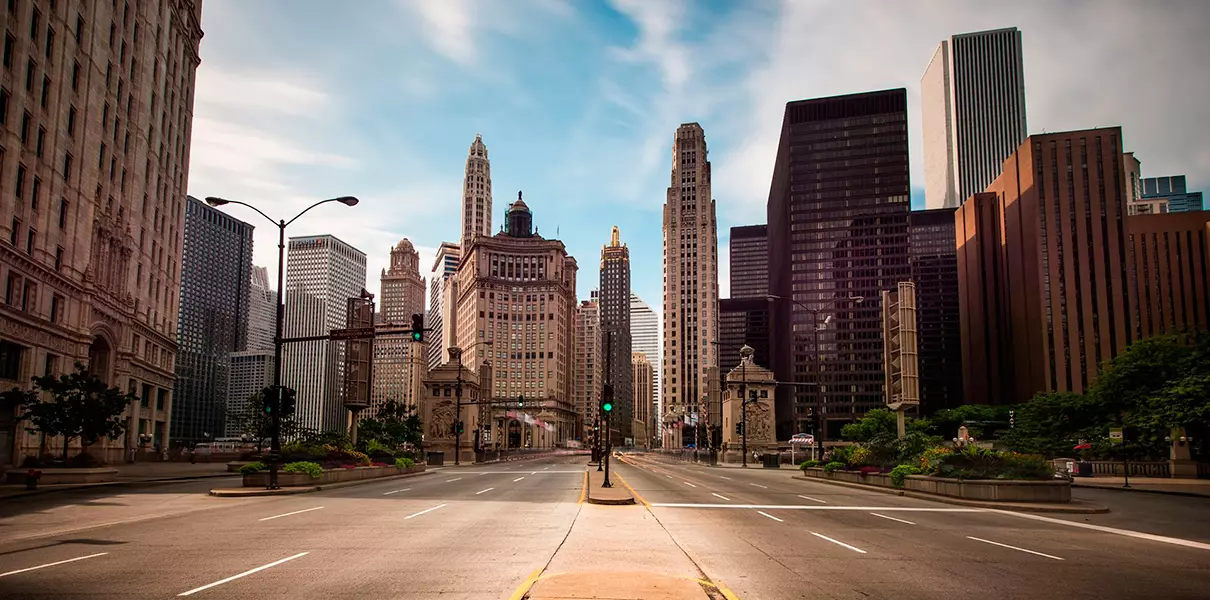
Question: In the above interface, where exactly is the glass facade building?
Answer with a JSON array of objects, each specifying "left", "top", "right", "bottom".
[
  {"left": 908, "top": 208, "right": 963, "bottom": 411},
  {"left": 729, "top": 225, "right": 767, "bottom": 299}
]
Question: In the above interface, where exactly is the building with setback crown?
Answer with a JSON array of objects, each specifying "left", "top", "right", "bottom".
[
  {"left": 246, "top": 266, "right": 275, "bottom": 352},
  {"left": 662, "top": 123, "right": 719, "bottom": 448},
  {"left": 462, "top": 135, "right": 493, "bottom": 249},
  {"left": 0, "top": 0, "right": 204, "bottom": 463},
  {"left": 453, "top": 194, "right": 579, "bottom": 447},
  {"left": 373, "top": 239, "right": 426, "bottom": 414},
  {"left": 599, "top": 226, "right": 633, "bottom": 443},
  {"left": 172, "top": 197, "right": 253, "bottom": 445},
  {"left": 922, "top": 27, "right": 1027, "bottom": 210},
  {"left": 281, "top": 235, "right": 367, "bottom": 432},
  {"left": 573, "top": 298, "right": 601, "bottom": 442}
]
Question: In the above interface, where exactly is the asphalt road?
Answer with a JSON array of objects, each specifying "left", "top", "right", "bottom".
[
  {"left": 612, "top": 454, "right": 1210, "bottom": 600},
  {"left": 2, "top": 453, "right": 1208, "bottom": 599}
]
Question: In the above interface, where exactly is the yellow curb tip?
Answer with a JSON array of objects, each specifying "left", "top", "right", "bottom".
[{"left": 508, "top": 568, "right": 545, "bottom": 600}]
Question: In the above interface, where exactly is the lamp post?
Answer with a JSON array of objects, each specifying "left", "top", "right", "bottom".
[
  {"left": 767, "top": 294, "right": 863, "bottom": 462},
  {"left": 205, "top": 195, "right": 358, "bottom": 489},
  {"left": 739, "top": 344, "right": 753, "bottom": 467},
  {"left": 450, "top": 346, "right": 465, "bottom": 465}
]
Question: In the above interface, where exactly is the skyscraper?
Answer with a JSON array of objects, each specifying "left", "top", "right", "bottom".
[
  {"left": 1125, "top": 212, "right": 1210, "bottom": 338},
  {"left": 662, "top": 123, "right": 719, "bottom": 449},
  {"left": 282, "top": 235, "right": 367, "bottom": 432},
  {"left": 0, "top": 0, "right": 204, "bottom": 463},
  {"left": 461, "top": 135, "right": 493, "bottom": 249},
  {"left": 225, "top": 351, "right": 274, "bottom": 438},
  {"left": 573, "top": 298, "right": 601, "bottom": 441},
  {"left": 246, "top": 266, "right": 276, "bottom": 352},
  {"left": 629, "top": 292, "right": 660, "bottom": 428},
  {"left": 427, "top": 241, "right": 460, "bottom": 370},
  {"left": 374, "top": 239, "right": 426, "bottom": 414},
  {"left": 172, "top": 197, "right": 254, "bottom": 443},
  {"left": 632, "top": 352, "right": 653, "bottom": 449},
  {"left": 599, "top": 227, "right": 633, "bottom": 442},
  {"left": 922, "top": 27, "right": 1027, "bottom": 210},
  {"left": 768, "top": 90, "right": 912, "bottom": 441},
  {"left": 908, "top": 208, "right": 963, "bottom": 411},
  {"left": 729, "top": 225, "right": 768, "bottom": 299},
  {"left": 1142, "top": 175, "right": 1205, "bottom": 213}
]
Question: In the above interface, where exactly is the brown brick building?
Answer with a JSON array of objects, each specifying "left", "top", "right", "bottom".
[
  {"left": 1124, "top": 212, "right": 1210, "bottom": 339},
  {"left": 1, "top": 0, "right": 203, "bottom": 464}
]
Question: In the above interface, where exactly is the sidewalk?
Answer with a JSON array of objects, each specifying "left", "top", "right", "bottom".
[
  {"left": 1072, "top": 476, "right": 1210, "bottom": 498},
  {"left": 0, "top": 461, "right": 234, "bottom": 500}
]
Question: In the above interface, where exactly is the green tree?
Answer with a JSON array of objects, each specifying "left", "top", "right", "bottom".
[
  {"left": 226, "top": 391, "right": 310, "bottom": 450},
  {"left": 4, "top": 363, "right": 137, "bottom": 460},
  {"left": 1000, "top": 391, "right": 1107, "bottom": 457},
  {"left": 357, "top": 400, "right": 422, "bottom": 450},
  {"left": 1091, "top": 333, "right": 1201, "bottom": 423},
  {"left": 840, "top": 408, "right": 930, "bottom": 443},
  {"left": 928, "top": 405, "right": 1011, "bottom": 439}
]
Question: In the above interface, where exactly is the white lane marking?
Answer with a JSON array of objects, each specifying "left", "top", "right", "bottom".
[
  {"left": 684, "top": 481, "right": 697, "bottom": 488},
  {"left": 543, "top": 466, "right": 550, "bottom": 470},
  {"left": 0, "top": 553, "right": 109, "bottom": 578},
  {"left": 798, "top": 495, "right": 827, "bottom": 503},
  {"left": 966, "top": 536, "right": 1064, "bottom": 561},
  {"left": 531, "top": 471, "right": 538, "bottom": 475},
  {"left": 757, "top": 511, "right": 784, "bottom": 522},
  {"left": 749, "top": 483, "right": 769, "bottom": 489},
  {"left": 994, "top": 509, "right": 1210, "bottom": 552},
  {"left": 513, "top": 476, "right": 525, "bottom": 482},
  {"left": 712, "top": 493, "right": 731, "bottom": 501},
  {"left": 383, "top": 488, "right": 411, "bottom": 496},
  {"left": 870, "top": 512, "right": 915, "bottom": 525},
  {"left": 476, "top": 487, "right": 495, "bottom": 495},
  {"left": 404, "top": 504, "right": 448, "bottom": 520},
  {"left": 446, "top": 478, "right": 463, "bottom": 482},
  {"left": 719, "top": 476, "right": 732, "bottom": 480},
  {"left": 811, "top": 532, "right": 867, "bottom": 554},
  {"left": 665, "top": 475, "right": 674, "bottom": 479},
  {"left": 258, "top": 506, "right": 324, "bottom": 521},
  {"left": 177, "top": 552, "right": 309, "bottom": 596},
  {"left": 649, "top": 503, "right": 985, "bottom": 511}
]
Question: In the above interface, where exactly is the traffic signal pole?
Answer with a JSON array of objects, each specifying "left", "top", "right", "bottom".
[{"left": 602, "top": 332, "right": 613, "bottom": 488}]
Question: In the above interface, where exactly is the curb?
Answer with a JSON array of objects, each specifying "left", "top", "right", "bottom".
[
  {"left": 585, "top": 495, "right": 635, "bottom": 505},
  {"left": 1071, "top": 482, "right": 1210, "bottom": 499},
  {"left": 1, "top": 472, "right": 238, "bottom": 501},
  {"left": 791, "top": 475, "right": 1110, "bottom": 514},
  {"left": 209, "top": 469, "right": 435, "bottom": 497}
]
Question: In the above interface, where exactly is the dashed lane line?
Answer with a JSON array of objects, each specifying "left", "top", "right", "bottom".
[
  {"left": 0, "top": 553, "right": 109, "bottom": 578},
  {"left": 382, "top": 488, "right": 411, "bottom": 496},
  {"left": 684, "top": 482, "right": 697, "bottom": 488},
  {"left": 711, "top": 493, "right": 731, "bottom": 501},
  {"left": 757, "top": 511, "right": 784, "bottom": 523},
  {"left": 966, "top": 536, "right": 1064, "bottom": 561},
  {"left": 404, "top": 504, "right": 448, "bottom": 520},
  {"left": 476, "top": 487, "right": 495, "bottom": 495},
  {"left": 177, "top": 553, "right": 309, "bottom": 596},
  {"left": 870, "top": 512, "right": 915, "bottom": 525},
  {"left": 811, "top": 532, "right": 866, "bottom": 554},
  {"left": 258, "top": 507, "right": 324, "bottom": 521},
  {"left": 798, "top": 495, "right": 826, "bottom": 503},
  {"left": 513, "top": 476, "right": 526, "bottom": 482}
]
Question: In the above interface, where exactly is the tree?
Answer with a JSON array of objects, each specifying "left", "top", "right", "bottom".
[
  {"left": 6, "top": 363, "right": 137, "bottom": 460},
  {"left": 928, "top": 405, "right": 1011, "bottom": 439},
  {"left": 840, "top": 408, "right": 930, "bottom": 443},
  {"left": 1000, "top": 391, "right": 1108, "bottom": 457},
  {"left": 357, "top": 400, "right": 422, "bottom": 450},
  {"left": 226, "top": 391, "right": 310, "bottom": 450}
]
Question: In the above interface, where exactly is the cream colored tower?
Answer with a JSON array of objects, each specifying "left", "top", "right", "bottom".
[
  {"left": 461, "top": 135, "right": 493, "bottom": 249},
  {"left": 373, "top": 239, "right": 426, "bottom": 414}
]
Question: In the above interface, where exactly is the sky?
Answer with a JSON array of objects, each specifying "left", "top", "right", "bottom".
[{"left": 186, "top": 0, "right": 1210, "bottom": 316}]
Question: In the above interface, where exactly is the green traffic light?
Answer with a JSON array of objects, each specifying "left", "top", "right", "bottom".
[
  {"left": 412, "top": 332, "right": 421, "bottom": 341},
  {"left": 603, "top": 402, "right": 613, "bottom": 412}
]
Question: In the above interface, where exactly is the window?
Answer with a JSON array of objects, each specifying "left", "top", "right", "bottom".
[
  {"left": 2, "top": 32, "right": 13, "bottom": 69},
  {"left": 44, "top": 28, "right": 53, "bottom": 60},
  {"left": 67, "top": 105, "right": 75, "bottom": 135},
  {"left": 40, "top": 75, "right": 48, "bottom": 107},
  {"left": 59, "top": 198, "right": 67, "bottom": 227},
  {"left": 25, "top": 59, "right": 35, "bottom": 91},
  {"left": 15, "top": 164, "right": 25, "bottom": 199},
  {"left": 54, "top": 246, "right": 62, "bottom": 270},
  {"left": 35, "top": 127, "right": 44, "bottom": 157},
  {"left": 21, "top": 279, "right": 34, "bottom": 311},
  {"left": 75, "top": 16, "right": 83, "bottom": 44},
  {"left": 19, "top": 111, "right": 30, "bottom": 144},
  {"left": 30, "top": 177, "right": 39, "bottom": 209},
  {"left": 0, "top": 340, "right": 22, "bottom": 380},
  {"left": 63, "top": 152, "right": 72, "bottom": 179},
  {"left": 50, "top": 294, "right": 62, "bottom": 322},
  {"left": 30, "top": 9, "right": 39, "bottom": 43},
  {"left": 9, "top": 218, "right": 18, "bottom": 245},
  {"left": 44, "top": 353, "right": 58, "bottom": 377},
  {"left": 71, "top": 60, "right": 79, "bottom": 90},
  {"left": 25, "top": 228, "right": 34, "bottom": 254},
  {"left": 98, "top": 143, "right": 106, "bottom": 168}
]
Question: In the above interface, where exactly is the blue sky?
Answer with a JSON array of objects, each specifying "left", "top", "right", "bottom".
[{"left": 188, "top": 0, "right": 1210, "bottom": 314}]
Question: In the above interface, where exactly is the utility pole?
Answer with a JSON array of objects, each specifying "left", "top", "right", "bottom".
[
  {"left": 602, "top": 332, "right": 614, "bottom": 488},
  {"left": 740, "top": 344, "right": 752, "bottom": 468}
]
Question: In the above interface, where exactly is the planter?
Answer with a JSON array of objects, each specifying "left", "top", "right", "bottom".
[
  {"left": 4, "top": 467, "right": 120, "bottom": 485},
  {"left": 241, "top": 464, "right": 426, "bottom": 487},
  {"left": 801, "top": 467, "right": 1070, "bottom": 503}
]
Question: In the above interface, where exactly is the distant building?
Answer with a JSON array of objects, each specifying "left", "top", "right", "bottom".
[
  {"left": 600, "top": 227, "right": 633, "bottom": 442},
  {"left": 629, "top": 293, "right": 660, "bottom": 426},
  {"left": 573, "top": 298, "right": 602, "bottom": 441},
  {"left": 427, "top": 242, "right": 461, "bottom": 370},
  {"left": 1125, "top": 212, "right": 1210, "bottom": 338},
  {"left": 373, "top": 239, "right": 427, "bottom": 414},
  {"left": 922, "top": 27, "right": 1027, "bottom": 210},
  {"left": 717, "top": 298, "right": 771, "bottom": 385},
  {"left": 632, "top": 352, "right": 653, "bottom": 449},
  {"left": 1142, "top": 175, "right": 1205, "bottom": 213},
  {"left": 462, "top": 135, "right": 494, "bottom": 250},
  {"left": 246, "top": 267, "right": 276, "bottom": 352},
  {"left": 729, "top": 225, "right": 768, "bottom": 299},
  {"left": 173, "top": 197, "right": 254, "bottom": 444},
  {"left": 282, "top": 235, "right": 367, "bottom": 432},
  {"left": 226, "top": 351, "right": 275, "bottom": 438},
  {"left": 909, "top": 208, "right": 963, "bottom": 411}
]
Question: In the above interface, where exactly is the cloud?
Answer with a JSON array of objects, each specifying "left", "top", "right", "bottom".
[
  {"left": 397, "top": 0, "right": 576, "bottom": 68},
  {"left": 194, "top": 68, "right": 331, "bottom": 116},
  {"left": 400, "top": 0, "right": 476, "bottom": 66}
]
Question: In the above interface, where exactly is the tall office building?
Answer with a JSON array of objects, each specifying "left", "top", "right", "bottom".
[
  {"left": 717, "top": 298, "right": 770, "bottom": 380},
  {"left": 629, "top": 292, "right": 659, "bottom": 426},
  {"left": 922, "top": 27, "right": 1027, "bottom": 210},
  {"left": 453, "top": 195, "right": 580, "bottom": 445},
  {"left": 632, "top": 352, "right": 653, "bottom": 448},
  {"left": 768, "top": 90, "right": 912, "bottom": 441},
  {"left": 172, "top": 197, "right": 253, "bottom": 443},
  {"left": 662, "top": 123, "right": 719, "bottom": 448},
  {"left": 461, "top": 134, "right": 492, "bottom": 249},
  {"left": 599, "top": 226, "right": 632, "bottom": 441},
  {"left": 908, "top": 208, "right": 963, "bottom": 411},
  {"left": 373, "top": 239, "right": 426, "bottom": 413},
  {"left": 957, "top": 128, "right": 1134, "bottom": 406},
  {"left": 426, "top": 241, "right": 460, "bottom": 370},
  {"left": 729, "top": 225, "right": 767, "bottom": 298},
  {"left": 281, "top": 235, "right": 366, "bottom": 432},
  {"left": 225, "top": 351, "right": 274, "bottom": 438},
  {"left": 572, "top": 298, "right": 601, "bottom": 441},
  {"left": 1124, "top": 212, "right": 1210, "bottom": 340},
  {"left": 1142, "top": 175, "right": 1204, "bottom": 213},
  {"left": 246, "top": 266, "right": 275, "bottom": 352},
  {"left": 0, "top": 0, "right": 204, "bottom": 464}
]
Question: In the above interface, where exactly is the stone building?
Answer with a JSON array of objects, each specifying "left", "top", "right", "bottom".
[
  {"left": 372, "top": 238, "right": 425, "bottom": 415},
  {"left": 599, "top": 226, "right": 631, "bottom": 442},
  {"left": 572, "top": 297, "right": 601, "bottom": 442},
  {"left": 632, "top": 351, "right": 652, "bottom": 449}
]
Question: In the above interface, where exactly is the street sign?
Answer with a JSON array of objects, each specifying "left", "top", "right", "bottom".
[
  {"left": 331, "top": 327, "right": 376, "bottom": 341},
  {"left": 1109, "top": 427, "right": 1124, "bottom": 444},
  {"left": 790, "top": 434, "right": 814, "bottom": 445}
]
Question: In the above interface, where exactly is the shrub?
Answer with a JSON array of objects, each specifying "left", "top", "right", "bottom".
[
  {"left": 798, "top": 460, "right": 820, "bottom": 470},
  {"left": 858, "top": 466, "right": 882, "bottom": 475},
  {"left": 847, "top": 446, "right": 874, "bottom": 468},
  {"left": 822, "top": 461, "right": 845, "bottom": 474},
  {"left": 395, "top": 457, "right": 415, "bottom": 469},
  {"left": 371, "top": 461, "right": 390, "bottom": 467},
  {"left": 826, "top": 445, "right": 855, "bottom": 465},
  {"left": 890, "top": 464, "right": 921, "bottom": 487},
  {"left": 238, "top": 461, "right": 266, "bottom": 475},
  {"left": 281, "top": 461, "right": 323, "bottom": 478},
  {"left": 917, "top": 446, "right": 953, "bottom": 473},
  {"left": 999, "top": 452, "right": 1054, "bottom": 480}
]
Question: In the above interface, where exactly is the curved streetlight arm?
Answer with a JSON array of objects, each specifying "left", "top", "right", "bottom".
[
  {"left": 205, "top": 197, "right": 278, "bottom": 227},
  {"left": 284, "top": 197, "right": 356, "bottom": 228}
]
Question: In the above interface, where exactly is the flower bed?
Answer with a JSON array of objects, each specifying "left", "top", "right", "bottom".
[
  {"left": 800, "top": 467, "right": 1071, "bottom": 503},
  {"left": 240, "top": 463, "right": 425, "bottom": 488}
]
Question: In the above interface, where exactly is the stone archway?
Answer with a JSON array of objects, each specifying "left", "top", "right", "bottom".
[{"left": 88, "top": 334, "right": 113, "bottom": 384}]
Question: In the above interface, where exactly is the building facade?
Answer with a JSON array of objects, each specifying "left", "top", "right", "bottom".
[
  {"left": 453, "top": 195, "right": 579, "bottom": 446},
  {"left": 661, "top": 123, "right": 719, "bottom": 448},
  {"left": 729, "top": 224, "right": 767, "bottom": 299},
  {"left": 426, "top": 241, "right": 459, "bottom": 370},
  {"left": 767, "top": 90, "right": 912, "bottom": 441},
  {"left": 957, "top": 128, "right": 1135, "bottom": 406},
  {"left": 718, "top": 297, "right": 771, "bottom": 380},
  {"left": 373, "top": 238, "right": 426, "bottom": 414},
  {"left": 629, "top": 292, "right": 659, "bottom": 431},
  {"left": 1125, "top": 212, "right": 1210, "bottom": 339},
  {"left": 908, "top": 208, "right": 963, "bottom": 411},
  {"left": 246, "top": 266, "right": 274, "bottom": 352},
  {"left": 281, "top": 235, "right": 366, "bottom": 432},
  {"left": 599, "top": 226, "right": 632, "bottom": 442},
  {"left": 0, "top": 0, "right": 204, "bottom": 464},
  {"left": 922, "top": 27, "right": 1027, "bottom": 210},
  {"left": 1142, "top": 175, "right": 1204, "bottom": 213},
  {"left": 632, "top": 351, "right": 652, "bottom": 449},
  {"left": 572, "top": 298, "right": 601, "bottom": 441},
  {"left": 461, "top": 134, "right": 492, "bottom": 249},
  {"left": 225, "top": 350, "right": 274, "bottom": 438},
  {"left": 172, "top": 196, "right": 252, "bottom": 444}
]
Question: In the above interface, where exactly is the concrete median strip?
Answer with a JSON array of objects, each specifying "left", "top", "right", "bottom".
[
  {"left": 0, "top": 552, "right": 109, "bottom": 578},
  {"left": 586, "top": 467, "right": 637, "bottom": 505}
]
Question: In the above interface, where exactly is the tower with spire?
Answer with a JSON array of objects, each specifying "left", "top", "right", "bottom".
[{"left": 461, "top": 134, "right": 493, "bottom": 250}]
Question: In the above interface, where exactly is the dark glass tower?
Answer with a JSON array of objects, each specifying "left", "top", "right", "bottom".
[
  {"left": 909, "top": 208, "right": 963, "bottom": 411},
  {"left": 600, "top": 227, "right": 633, "bottom": 442}
]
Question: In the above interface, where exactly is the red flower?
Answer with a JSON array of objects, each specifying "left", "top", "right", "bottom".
[{"left": 1073, "top": 443, "right": 1092, "bottom": 450}]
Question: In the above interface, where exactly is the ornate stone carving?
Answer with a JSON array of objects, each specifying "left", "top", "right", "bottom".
[{"left": 428, "top": 400, "right": 456, "bottom": 439}]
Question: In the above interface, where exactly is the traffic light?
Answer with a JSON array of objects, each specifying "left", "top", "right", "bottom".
[
  {"left": 261, "top": 386, "right": 280, "bottom": 416},
  {"left": 601, "top": 385, "right": 614, "bottom": 414},
  {"left": 736, "top": 422, "right": 745, "bottom": 436},
  {"left": 410, "top": 313, "right": 424, "bottom": 342},
  {"left": 457, "top": 420, "right": 465, "bottom": 434},
  {"left": 517, "top": 395, "right": 524, "bottom": 408},
  {"left": 280, "top": 387, "right": 297, "bottom": 415}
]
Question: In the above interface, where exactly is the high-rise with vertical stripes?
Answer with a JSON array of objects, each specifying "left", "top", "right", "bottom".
[
  {"left": 461, "top": 135, "right": 492, "bottom": 249},
  {"left": 922, "top": 27, "right": 1027, "bottom": 210}
]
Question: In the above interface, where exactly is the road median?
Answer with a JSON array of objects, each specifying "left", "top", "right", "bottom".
[
  {"left": 791, "top": 474, "right": 1109, "bottom": 514},
  {"left": 585, "top": 464, "right": 635, "bottom": 505},
  {"left": 210, "top": 469, "right": 434, "bottom": 497}
]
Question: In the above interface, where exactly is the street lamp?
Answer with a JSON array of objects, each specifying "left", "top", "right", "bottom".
[
  {"left": 739, "top": 344, "right": 754, "bottom": 468},
  {"left": 450, "top": 346, "right": 465, "bottom": 466},
  {"left": 205, "top": 195, "right": 358, "bottom": 489},
  {"left": 767, "top": 294, "right": 863, "bottom": 461}
]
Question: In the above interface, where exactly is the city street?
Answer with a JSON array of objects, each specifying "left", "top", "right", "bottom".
[{"left": 1, "top": 453, "right": 1208, "bottom": 599}]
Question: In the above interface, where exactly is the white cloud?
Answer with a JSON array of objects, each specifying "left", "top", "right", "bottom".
[
  {"left": 400, "top": 0, "right": 476, "bottom": 66},
  {"left": 194, "top": 68, "right": 331, "bottom": 116}
]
